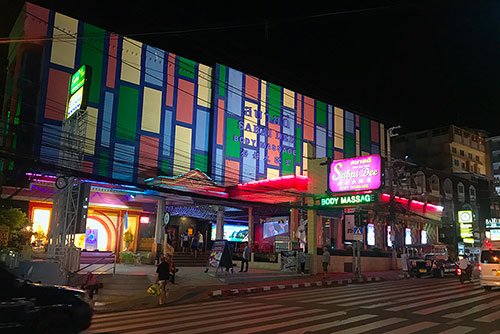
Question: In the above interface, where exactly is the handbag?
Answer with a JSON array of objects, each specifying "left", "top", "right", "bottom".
[{"left": 147, "top": 283, "right": 160, "bottom": 296}]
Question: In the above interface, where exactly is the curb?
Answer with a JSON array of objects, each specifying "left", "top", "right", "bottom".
[{"left": 208, "top": 278, "right": 354, "bottom": 297}]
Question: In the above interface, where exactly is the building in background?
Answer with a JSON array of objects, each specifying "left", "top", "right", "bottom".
[
  {"left": 392, "top": 125, "right": 491, "bottom": 178},
  {"left": 487, "top": 135, "right": 500, "bottom": 195}
]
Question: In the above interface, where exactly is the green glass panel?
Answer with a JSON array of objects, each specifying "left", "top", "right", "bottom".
[
  {"left": 268, "top": 83, "right": 282, "bottom": 119},
  {"left": 225, "top": 117, "right": 240, "bottom": 158},
  {"left": 295, "top": 126, "right": 302, "bottom": 165},
  {"left": 281, "top": 151, "right": 294, "bottom": 175},
  {"left": 344, "top": 133, "right": 356, "bottom": 158},
  {"left": 80, "top": 23, "right": 104, "bottom": 104},
  {"left": 8, "top": 161, "right": 14, "bottom": 171},
  {"left": 160, "top": 159, "right": 171, "bottom": 175},
  {"left": 316, "top": 100, "right": 327, "bottom": 127},
  {"left": 194, "top": 153, "right": 208, "bottom": 173},
  {"left": 328, "top": 138, "right": 333, "bottom": 158},
  {"left": 116, "top": 85, "right": 138, "bottom": 141},
  {"left": 178, "top": 57, "right": 196, "bottom": 79},
  {"left": 360, "top": 116, "right": 371, "bottom": 152},
  {"left": 98, "top": 151, "right": 109, "bottom": 177},
  {"left": 218, "top": 64, "right": 227, "bottom": 97}
]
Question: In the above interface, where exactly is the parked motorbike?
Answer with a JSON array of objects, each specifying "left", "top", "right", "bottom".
[{"left": 457, "top": 265, "right": 473, "bottom": 283}]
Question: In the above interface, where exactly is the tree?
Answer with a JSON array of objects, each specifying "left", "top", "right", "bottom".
[{"left": 0, "top": 207, "right": 32, "bottom": 248}]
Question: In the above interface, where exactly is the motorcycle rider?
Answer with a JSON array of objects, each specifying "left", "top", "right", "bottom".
[{"left": 458, "top": 256, "right": 472, "bottom": 281}]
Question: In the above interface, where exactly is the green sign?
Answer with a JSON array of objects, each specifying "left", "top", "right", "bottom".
[
  {"left": 320, "top": 193, "right": 376, "bottom": 207},
  {"left": 69, "top": 65, "right": 86, "bottom": 95}
]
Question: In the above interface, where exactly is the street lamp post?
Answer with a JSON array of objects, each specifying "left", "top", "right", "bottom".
[{"left": 387, "top": 126, "right": 401, "bottom": 270}]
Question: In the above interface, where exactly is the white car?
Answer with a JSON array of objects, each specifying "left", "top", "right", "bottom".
[{"left": 479, "top": 240, "right": 500, "bottom": 291}]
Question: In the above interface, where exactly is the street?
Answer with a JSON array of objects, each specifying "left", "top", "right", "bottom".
[{"left": 85, "top": 277, "right": 499, "bottom": 334}]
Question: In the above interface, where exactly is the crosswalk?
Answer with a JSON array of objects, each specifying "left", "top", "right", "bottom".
[{"left": 85, "top": 278, "right": 499, "bottom": 334}]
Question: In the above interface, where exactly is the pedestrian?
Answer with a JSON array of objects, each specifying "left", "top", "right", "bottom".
[
  {"left": 239, "top": 242, "right": 251, "bottom": 272},
  {"left": 197, "top": 231, "right": 204, "bottom": 253},
  {"left": 81, "top": 272, "right": 99, "bottom": 304},
  {"left": 322, "top": 246, "right": 330, "bottom": 276},
  {"left": 191, "top": 233, "right": 199, "bottom": 258},
  {"left": 165, "top": 254, "right": 177, "bottom": 284},
  {"left": 298, "top": 249, "right": 306, "bottom": 274},
  {"left": 155, "top": 256, "right": 171, "bottom": 306},
  {"left": 181, "top": 230, "right": 189, "bottom": 253}
]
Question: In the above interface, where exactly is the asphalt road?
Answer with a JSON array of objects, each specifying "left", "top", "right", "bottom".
[{"left": 85, "top": 277, "right": 499, "bottom": 334}]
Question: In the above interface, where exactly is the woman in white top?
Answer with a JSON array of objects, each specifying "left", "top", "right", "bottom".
[{"left": 197, "top": 231, "right": 204, "bottom": 253}]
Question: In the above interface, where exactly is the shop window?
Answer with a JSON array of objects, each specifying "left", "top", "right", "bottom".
[
  {"left": 414, "top": 171, "right": 426, "bottom": 193},
  {"left": 430, "top": 175, "right": 440, "bottom": 193},
  {"left": 32, "top": 208, "right": 51, "bottom": 242},
  {"left": 469, "top": 186, "right": 476, "bottom": 202},
  {"left": 405, "top": 228, "right": 412, "bottom": 245},
  {"left": 457, "top": 183, "right": 465, "bottom": 202},
  {"left": 444, "top": 178, "right": 453, "bottom": 200}
]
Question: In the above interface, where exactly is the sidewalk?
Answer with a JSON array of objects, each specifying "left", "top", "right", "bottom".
[{"left": 91, "top": 265, "right": 409, "bottom": 313}]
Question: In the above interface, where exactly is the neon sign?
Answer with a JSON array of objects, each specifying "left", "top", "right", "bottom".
[
  {"left": 329, "top": 154, "right": 382, "bottom": 193},
  {"left": 320, "top": 193, "right": 376, "bottom": 207}
]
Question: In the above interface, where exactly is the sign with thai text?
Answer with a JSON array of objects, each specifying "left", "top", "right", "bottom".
[
  {"left": 329, "top": 155, "right": 382, "bottom": 193},
  {"left": 70, "top": 65, "right": 87, "bottom": 95},
  {"left": 320, "top": 193, "right": 377, "bottom": 207}
]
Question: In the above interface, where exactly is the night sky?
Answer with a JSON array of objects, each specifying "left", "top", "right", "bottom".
[{"left": 2, "top": 0, "right": 500, "bottom": 136}]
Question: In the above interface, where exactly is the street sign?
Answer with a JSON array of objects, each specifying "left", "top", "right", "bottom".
[{"left": 353, "top": 226, "right": 363, "bottom": 241}]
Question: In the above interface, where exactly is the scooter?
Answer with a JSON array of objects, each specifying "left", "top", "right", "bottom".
[{"left": 457, "top": 265, "right": 473, "bottom": 284}]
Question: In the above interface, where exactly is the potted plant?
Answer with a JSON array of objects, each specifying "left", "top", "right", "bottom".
[{"left": 123, "top": 229, "right": 134, "bottom": 251}]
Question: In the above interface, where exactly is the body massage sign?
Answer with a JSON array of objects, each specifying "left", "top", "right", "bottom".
[{"left": 329, "top": 154, "right": 382, "bottom": 193}]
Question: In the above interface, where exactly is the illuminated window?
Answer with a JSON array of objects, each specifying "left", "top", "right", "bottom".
[
  {"left": 387, "top": 225, "right": 392, "bottom": 248},
  {"left": 405, "top": 228, "right": 412, "bottom": 245},
  {"left": 33, "top": 208, "right": 51, "bottom": 235},
  {"left": 367, "top": 224, "right": 375, "bottom": 246},
  {"left": 421, "top": 230, "right": 427, "bottom": 244}
]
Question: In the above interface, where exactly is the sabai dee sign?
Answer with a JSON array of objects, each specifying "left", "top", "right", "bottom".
[
  {"left": 329, "top": 154, "right": 382, "bottom": 193},
  {"left": 320, "top": 193, "right": 377, "bottom": 207}
]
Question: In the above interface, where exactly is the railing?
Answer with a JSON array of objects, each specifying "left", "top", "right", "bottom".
[{"left": 68, "top": 252, "right": 116, "bottom": 287}]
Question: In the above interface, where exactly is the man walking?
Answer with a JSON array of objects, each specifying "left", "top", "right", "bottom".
[
  {"left": 155, "top": 256, "right": 171, "bottom": 305},
  {"left": 240, "top": 242, "right": 251, "bottom": 272}
]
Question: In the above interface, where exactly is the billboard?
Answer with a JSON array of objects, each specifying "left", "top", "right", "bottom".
[
  {"left": 211, "top": 224, "right": 248, "bottom": 242},
  {"left": 329, "top": 154, "right": 382, "bottom": 193}
]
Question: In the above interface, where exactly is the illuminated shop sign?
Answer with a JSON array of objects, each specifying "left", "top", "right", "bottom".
[
  {"left": 70, "top": 65, "right": 87, "bottom": 94},
  {"left": 320, "top": 193, "right": 376, "bottom": 207},
  {"left": 486, "top": 218, "right": 500, "bottom": 229},
  {"left": 66, "top": 86, "right": 83, "bottom": 119},
  {"left": 66, "top": 64, "right": 91, "bottom": 119},
  {"left": 329, "top": 154, "right": 382, "bottom": 193},
  {"left": 458, "top": 210, "right": 473, "bottom": 243}
]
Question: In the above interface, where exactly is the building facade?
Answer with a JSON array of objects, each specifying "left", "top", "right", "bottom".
[{"left": 1, "top": 3, "right": 396, "bottom": 273}]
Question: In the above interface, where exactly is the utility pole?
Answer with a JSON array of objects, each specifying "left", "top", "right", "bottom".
[{"left": 387, "top": 125, "right": 401, "bottom": 270}]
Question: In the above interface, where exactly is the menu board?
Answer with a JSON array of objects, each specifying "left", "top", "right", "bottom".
[{"left": 205, "top": 240, "right": 233, "bottom": 275}]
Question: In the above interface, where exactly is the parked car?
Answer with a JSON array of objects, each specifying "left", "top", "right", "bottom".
[
  {"left": 406, "top": 244, "right": 457, "bottom": 278},
  {"left": 0, "top": 265, "right": 92, "bottom": 333}
]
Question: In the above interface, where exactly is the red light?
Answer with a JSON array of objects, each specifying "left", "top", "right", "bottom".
[
  {"left": 478, "top": 264, "right": 481, "bottom": 272},
  {"left": 457, "top": 268, "right": 462, "bottom": 276},
  {"left": 484, "top": 239, "right": 492, "bottom": 248}
]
